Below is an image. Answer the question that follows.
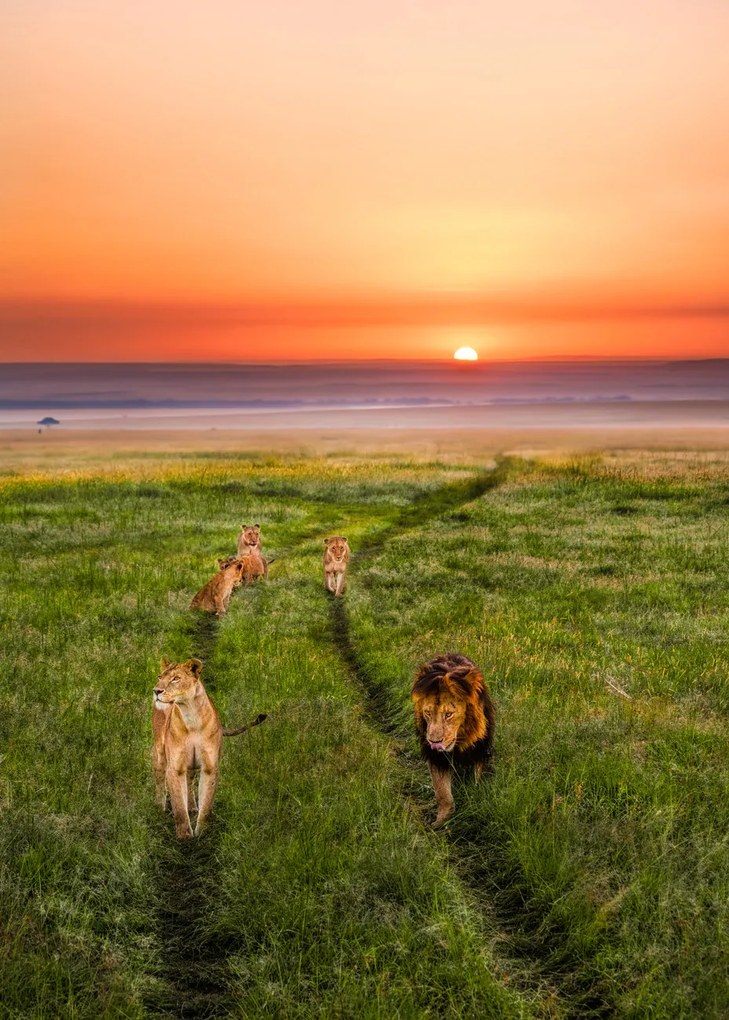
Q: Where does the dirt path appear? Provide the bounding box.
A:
[327,462,614,1019]
[147,614,236,1018]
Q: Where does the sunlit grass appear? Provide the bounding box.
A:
[2,449,728,1017]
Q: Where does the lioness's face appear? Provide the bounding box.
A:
[325,537,349,560]
[154,659,202,707]
[418,693,467,752]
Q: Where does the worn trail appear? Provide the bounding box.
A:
[327,463,614,1019]
[146,613,235,1019]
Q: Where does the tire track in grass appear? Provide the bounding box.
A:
[146,613,234,1018]
[327,462,614,1020]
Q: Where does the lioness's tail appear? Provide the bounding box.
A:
[222,712,268,737]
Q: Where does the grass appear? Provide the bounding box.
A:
[1,450,728,1017]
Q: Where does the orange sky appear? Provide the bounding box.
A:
[2,1,729,360]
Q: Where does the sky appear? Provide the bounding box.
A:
[2,0,729,361]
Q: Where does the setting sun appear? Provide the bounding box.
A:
[453,346,479,361]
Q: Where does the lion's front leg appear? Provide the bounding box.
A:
[194,765,219,836]
[153,745,168,810]
[187,768,198,813]
[152,708,168,810]
[166,765,193,839]
[429,763,454,829]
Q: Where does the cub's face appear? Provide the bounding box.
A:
[325,537,349,560]
[416,692,467,752]
[239,524,261,548]
[154,659,203,708]
[218,559,246,582]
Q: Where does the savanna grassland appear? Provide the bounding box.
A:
[1,447,728,1019]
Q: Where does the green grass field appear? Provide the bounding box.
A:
[2,450,728,1018]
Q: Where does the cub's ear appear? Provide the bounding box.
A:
[236,561,245,571]
[187,658,203,677]
[160,656,171,669]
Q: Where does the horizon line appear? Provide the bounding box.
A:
[1,354,728,366]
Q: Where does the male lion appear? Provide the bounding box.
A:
[411,653,495,828]
[190,557,259,615]
[152,658,266,839]
[324,536,350,596]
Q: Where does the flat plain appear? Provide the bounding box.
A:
[2,436,728,1018]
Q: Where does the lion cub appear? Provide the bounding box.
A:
[236,523,273,577]
[152,658,266,839]
[190,558,249,615]
[324,536,350,596]
[237,523,262,558]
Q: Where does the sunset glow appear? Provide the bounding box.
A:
[453,347,479,362]
[2,2,729,361]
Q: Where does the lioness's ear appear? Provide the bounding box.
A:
[160,656,171,669]
[187,658,203,677]
[254,523,260,530]
[324,537,331,545]
[341,537,347,544]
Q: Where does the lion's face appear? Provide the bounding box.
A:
[415,691,468,752]
[324,536,349,560]
[239,524,261,549]
[154,658,203,707]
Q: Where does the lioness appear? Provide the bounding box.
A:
[237,523,262,558]
[190,558,253,615]
[324,536,350,596]
[411,653,495,828]
[152,658,266,838]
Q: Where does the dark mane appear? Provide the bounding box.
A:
[412,652,477,698]
[412,653,495,771]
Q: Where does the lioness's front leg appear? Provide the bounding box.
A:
[325,571,335,593]
[429,763,454,829]
[334,571,346,596]
[166,765,193,839]
[187,768,198,813]
[153,746,167,810]
[195,765,219,836]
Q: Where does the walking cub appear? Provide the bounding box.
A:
[152,658,266,839]
[324,536,350,596]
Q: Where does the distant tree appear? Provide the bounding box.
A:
[37,416,60,428]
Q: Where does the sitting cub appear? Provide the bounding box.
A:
[237,523,262,558]
[190,558,249,615]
